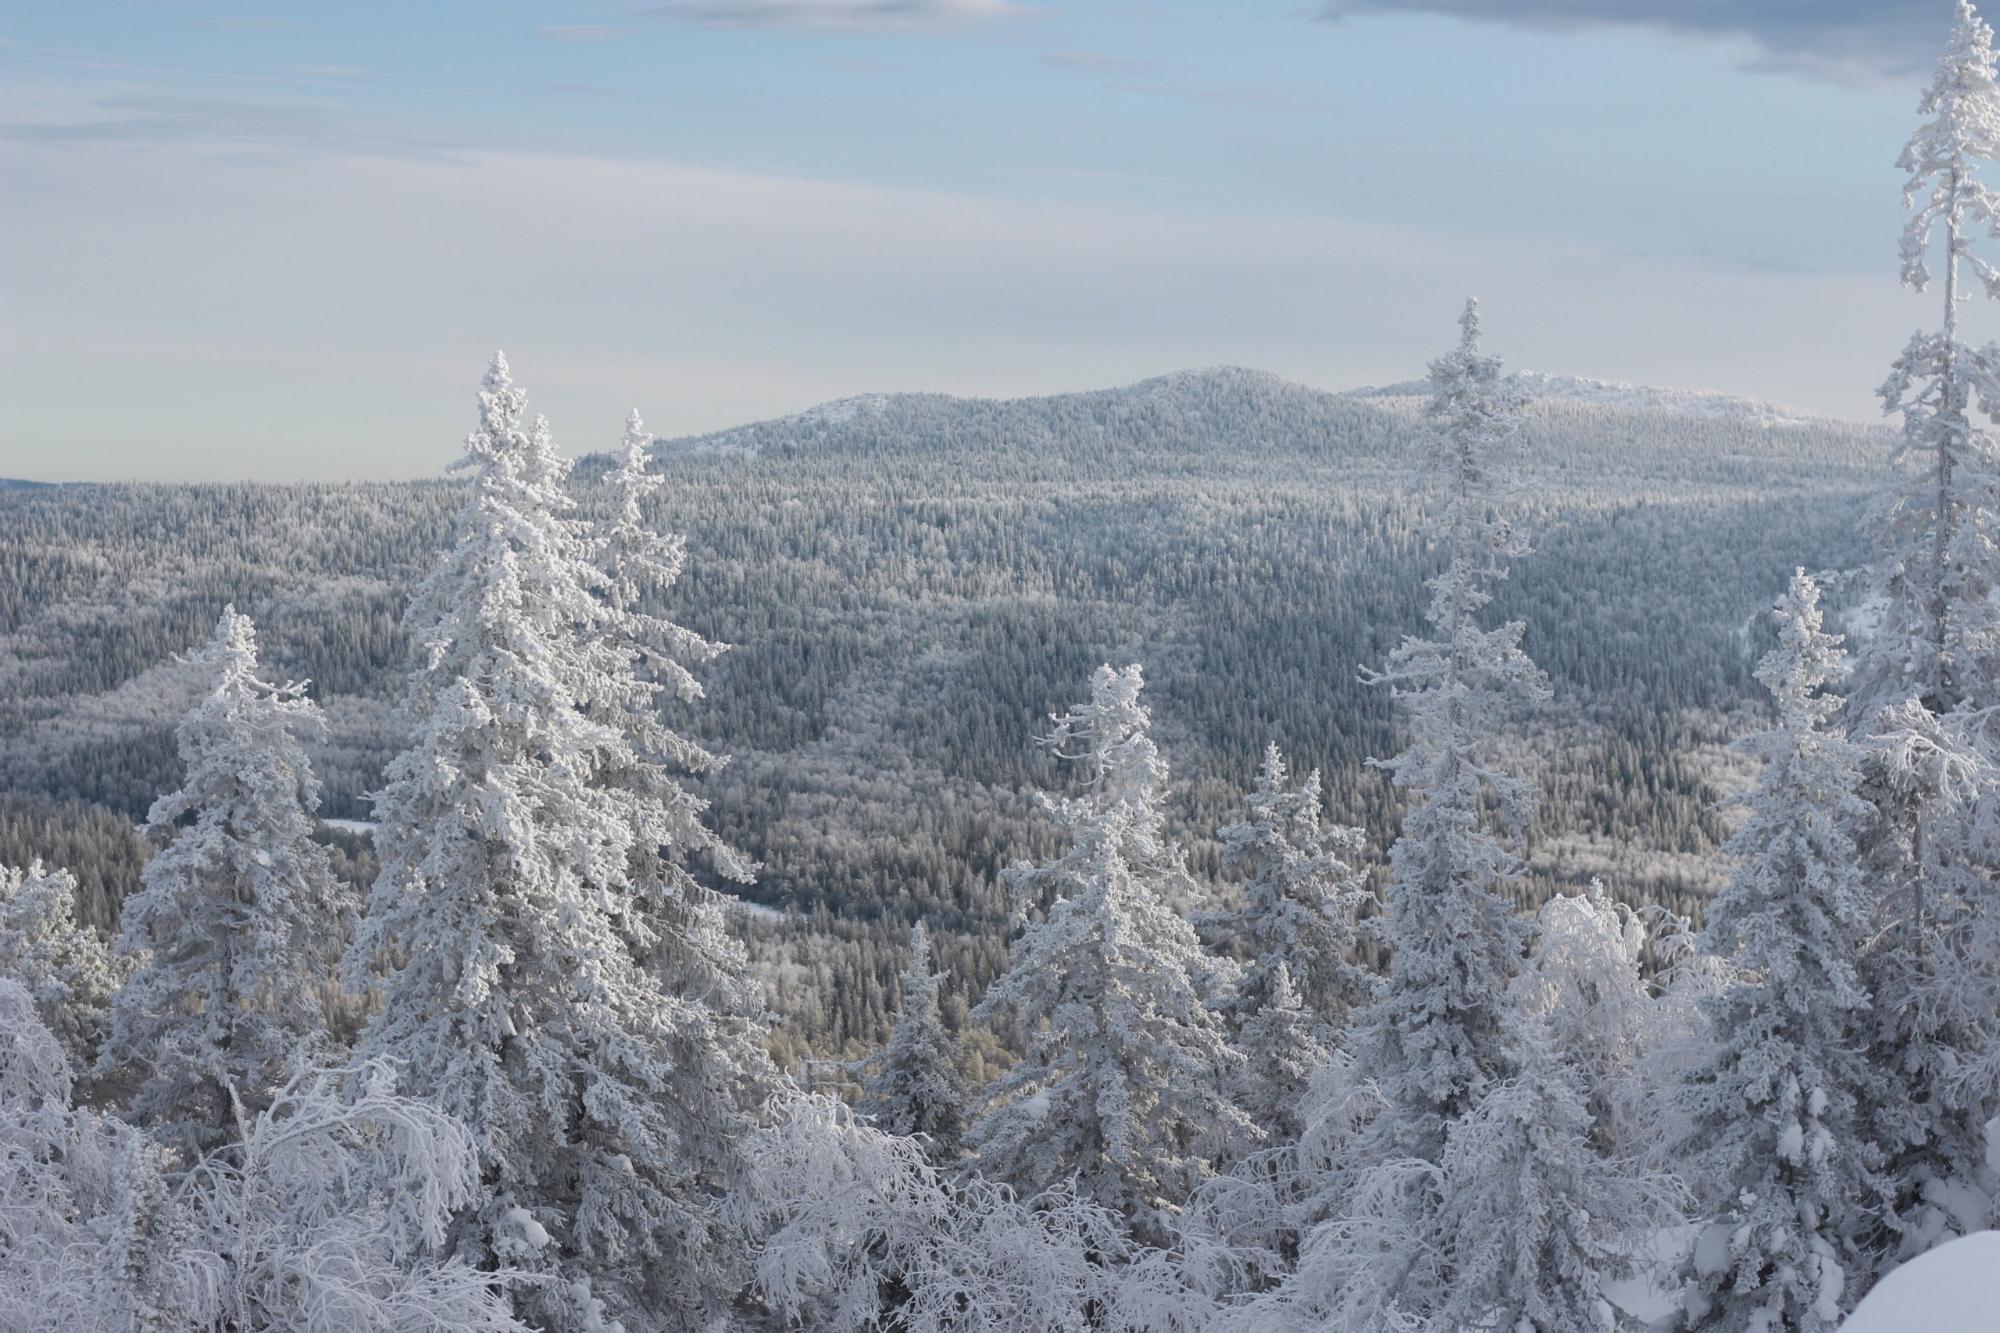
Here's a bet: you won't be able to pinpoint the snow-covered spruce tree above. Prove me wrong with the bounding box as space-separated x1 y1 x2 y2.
1210 744 1372 1027
1230 1152 1442 1333
348 356 776 1331
0 981 529 1333
598 407 729 725
1249 917 1676 1333
0 858 121 1068
97 606 345 1160
1508 880 1655 1156
1853 696 1992 1252
1225 962 1327 1147
588 407 764 1038
857 921 969 1153
1863 0 2000 718
1202 744 1370 1138
173 1061 531 1332
602 409 687 621
970 664 1255 1241
1348 298 1548 1165
1432 1008 1680 1328
0 978 157 1332
1674 572 1884 1333
735 1092 1136 1333
1428 1011 1681 1333
1850 0 2000 1254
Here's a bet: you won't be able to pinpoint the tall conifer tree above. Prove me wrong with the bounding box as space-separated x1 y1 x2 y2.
857 922 969 1153
1676 573 1883 1333
1348 300 1549 1163
1852 1 2000 1247
1205 745 1370 1138
99 607 344 1159
0 858 121 1068
349 357 775 1330
971 665 1254 1240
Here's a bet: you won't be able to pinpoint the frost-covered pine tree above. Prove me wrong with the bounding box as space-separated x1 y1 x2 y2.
0 980 529 1333
174 1061 532 1332
588 407 761 1013
970 664 1255 1239
1850 0 2000 1255
104 1131 189 1333
1674 572 1883 1333
602 410 684 617
348 356 775 1331
1348 299 1548 1164
1200 740 1376 1104
1864 0 2000 717
1851 695 1992 1254
1509 880 1656 1155
1227 962 1328 1146
1209 745 1372 1027
735 1092 1136 1333
1429 1012 1679 1333
1203 745 1370 1137
599 407 727 704
1259 916 1673 1333
858 921 969 1153
0 859 121 1068
98 606 345 1159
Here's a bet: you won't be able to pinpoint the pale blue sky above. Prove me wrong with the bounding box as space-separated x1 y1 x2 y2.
0 0 1980 480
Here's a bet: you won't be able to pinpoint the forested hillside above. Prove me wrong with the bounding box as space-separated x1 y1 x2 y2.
0 368 1886 1056
18 0 2000 1326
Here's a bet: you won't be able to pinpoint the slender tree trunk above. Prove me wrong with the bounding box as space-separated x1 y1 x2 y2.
1913 816 1929 968
1935 179 1963 706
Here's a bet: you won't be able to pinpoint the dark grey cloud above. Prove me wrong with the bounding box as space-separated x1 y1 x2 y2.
1319 1 1955 81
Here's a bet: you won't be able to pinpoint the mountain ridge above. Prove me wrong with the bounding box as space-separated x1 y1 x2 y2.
630 366 1874 465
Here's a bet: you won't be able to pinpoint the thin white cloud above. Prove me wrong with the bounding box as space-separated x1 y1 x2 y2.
1042 50 1158 75
9 46 378 93
652 0 1031 33
199 17 306 33
1030 163 1176 184
539 25 631 41
0 67 455 156
1319 0 1945 82
0 88 449 156
285 64 371 80
823 56 904 74
0 136 1915 481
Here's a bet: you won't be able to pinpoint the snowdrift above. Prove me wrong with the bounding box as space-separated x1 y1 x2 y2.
1839 1232 2000 1332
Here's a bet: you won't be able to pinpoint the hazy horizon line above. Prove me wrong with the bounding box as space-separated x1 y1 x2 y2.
0 360 1891 488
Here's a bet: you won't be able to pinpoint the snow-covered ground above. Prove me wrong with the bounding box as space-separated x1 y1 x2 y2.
1348 371 1827 428
1601 1225 1697 1331
728 895 786 922
321 818 378 837
1839 1231 2000 1332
